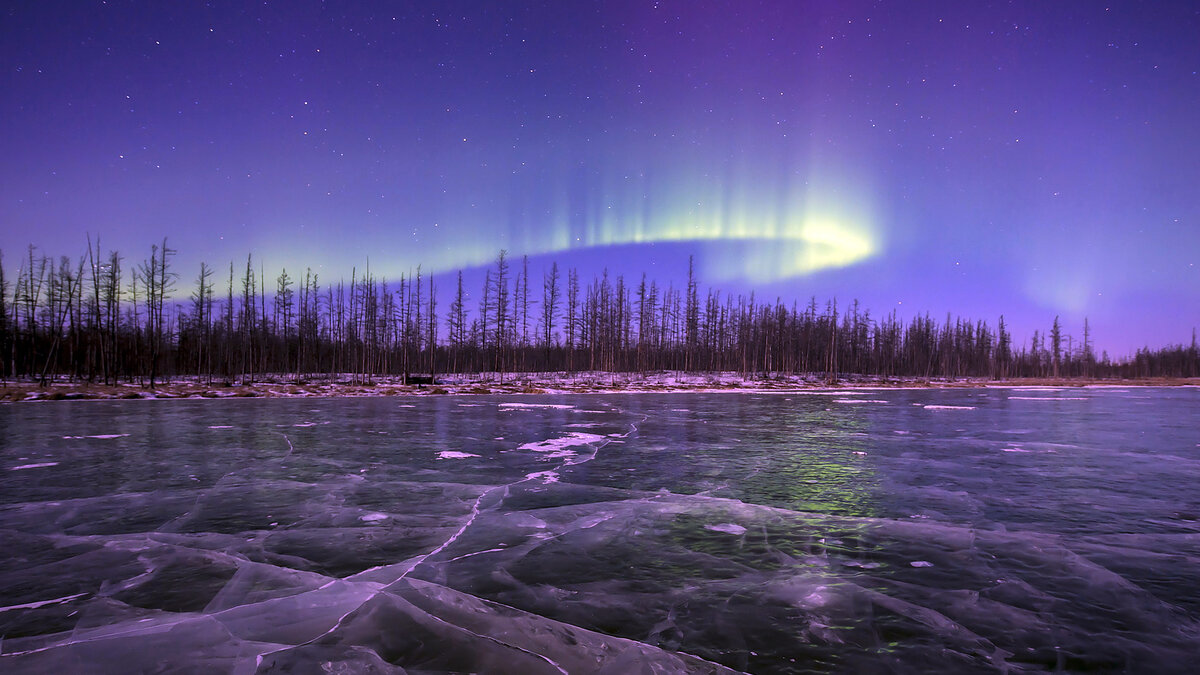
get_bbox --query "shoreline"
[2,372,1196,402]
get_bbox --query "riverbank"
[1,371,1196,402]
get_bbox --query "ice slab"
[500,403,576,410]
[61,434,129,440]
[1008,396,1088,401]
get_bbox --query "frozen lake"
[1,387,1198,673]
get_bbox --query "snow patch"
[208,425,234,429]
[61,433,129,439]
[499,403,575,410]
[833,399,889,404]
[446,547,507,563]
[437,450,480,460]
[0,592,87,613]
[1008,396,1088,401]
[923,405,975,410]
[705,523,747,535]
[10,462,59,471]
[910,560,935,567]
[359,513,388,522]
[516,432,607,459]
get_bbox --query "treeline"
[1,242,1197,387]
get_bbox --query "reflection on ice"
[422,483,1200,673]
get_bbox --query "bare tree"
[240,254,257,383]
[447,270,467,373]
[491,251,510,377]
[191,262,214,380]
[685,255,699,371]
[137,239,176,388]
[1050,315,1062,379]
[5,239,1198,384]
[566,267,579,374]
[0,250,8,380]
[541,261,560,363]
[426,271,437,377]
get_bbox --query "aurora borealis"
[2,1,1198,354]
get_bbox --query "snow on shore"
[3,371,1194,402]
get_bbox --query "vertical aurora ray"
[357,171,878,283]
[358,127,880,283]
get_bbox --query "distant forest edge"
[1,240,1197,388]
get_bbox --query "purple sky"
[3,1,1198,356]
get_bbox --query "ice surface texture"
[1,390,1199,673]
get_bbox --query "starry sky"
[3,1,1198,355]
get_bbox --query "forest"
[1,240,1197,388]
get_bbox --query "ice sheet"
[2,390,1198,673]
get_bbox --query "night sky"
[3,1,1198,355]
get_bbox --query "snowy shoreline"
[2,371,1196,403]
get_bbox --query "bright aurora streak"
[392,170,878,284]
